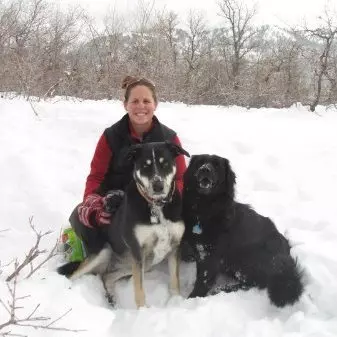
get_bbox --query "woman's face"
[124,85,157,128]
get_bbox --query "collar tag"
[150,207,160,224]
[192,222,202,235]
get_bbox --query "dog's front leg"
[189,258,218,298]
[189,245,219,298]
[168,247,180,296]
[132,256,145,308]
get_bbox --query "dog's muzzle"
[195,163,215,192]
[152,176,164,194]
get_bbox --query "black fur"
[105,141,189,261]
[58,142,190,307]
[57,261,81,276]
[182,154,304,307]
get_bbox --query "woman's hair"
[122,76,157,103]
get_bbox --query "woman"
[67,76,187,257]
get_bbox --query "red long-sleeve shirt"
[84,133,187,200]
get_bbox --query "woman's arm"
[84,133,112,200]
[171,135,187,194]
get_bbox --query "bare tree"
[0,218,84,335]
[303,6,337,111]
[0,0,48,95]
[0,0,85,97]
[250,30,304,107]
[5,216,58,282]
[39,4,84,97]
[128,0,156,74]
[217,0,261,90]
[103,7,125,65]
[326,45,337,102]
[1,0,337,107]
[1,264,84,335]
[179,10,208,102]
[0,0,20,47]
[183,10,207,73]
[155,9,179,68]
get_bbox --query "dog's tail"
[267,255,304,307]
[57,261,81,277]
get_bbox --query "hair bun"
[121,76,138,89]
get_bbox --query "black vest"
[97,114,176,195]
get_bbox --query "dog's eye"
[158,157,168,168]
[142,160,152,168]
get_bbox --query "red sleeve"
[172,135,187,195]
[83,133,112,200]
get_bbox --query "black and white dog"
[182,154,304,307]
[58,142,190,308]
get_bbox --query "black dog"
[182,154,304,307]
[58,142,189,308]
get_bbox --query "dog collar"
[150,206,161,224]
[136,181,176,224]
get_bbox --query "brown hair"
[121,75,157,103]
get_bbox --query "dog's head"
[125,142,190,200]
[184,154,236,197]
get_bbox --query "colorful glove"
[78,193,104,228]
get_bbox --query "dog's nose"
[152,177,164,193]
[199,163,211,174]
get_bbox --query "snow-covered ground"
[1,96,337,336]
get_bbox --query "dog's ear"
[183,155,199,184]
[165,141,190,158]
[125,144,143,162]
[187,155,198,168]
[222,157,236,198]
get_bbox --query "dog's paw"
[105,293,116,307]
[187,287,199,298]
[104,190,125,213]
[166,294,184,307]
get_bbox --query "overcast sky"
[57,0,331,27]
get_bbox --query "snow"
[1,96,337,336]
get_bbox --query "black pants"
[69,205,106,255]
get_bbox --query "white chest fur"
[134,208,185,266]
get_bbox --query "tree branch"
[6,217,55,282]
